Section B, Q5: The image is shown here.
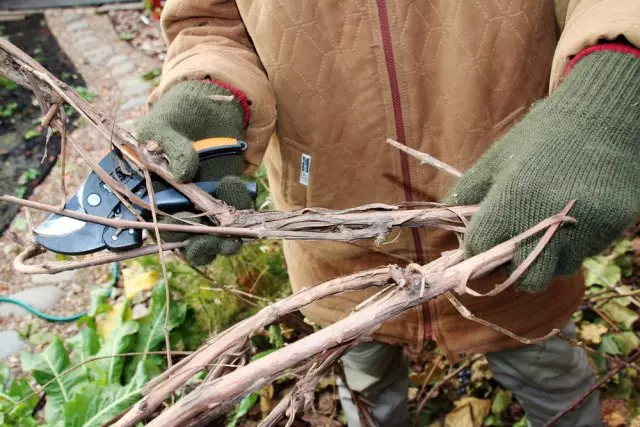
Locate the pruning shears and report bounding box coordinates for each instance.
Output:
[34,138,256,255]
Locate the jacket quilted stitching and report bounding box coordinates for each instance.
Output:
[149,0,640,360]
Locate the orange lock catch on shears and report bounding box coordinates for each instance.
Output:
[192,137,248,160]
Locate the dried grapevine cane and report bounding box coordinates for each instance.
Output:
[114,208,574,427]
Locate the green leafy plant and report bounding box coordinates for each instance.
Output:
[142,68,161,81]
[124,280,186,380]
[584,239,635,294]
[18,168,40,185]
[130,239,291,427]
[0,75,18,90]
[134,239,290,347]
[24,129,40,140]
[227,392,258,427]
[32,45,46,64]
[0,101,18,117]
[21,337,86,423]
[72,86,95,102]
[13,186,27,198]
[580,237,640,413]
[254,163,273,210]
[228,323,286,427]
[483,389,514,426]
[15,281,187,426]
[63,104,76,119]
[141,68,162,88]
[62,366,147,427]
[0,363,40,426]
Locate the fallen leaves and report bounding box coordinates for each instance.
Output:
[490,389,512,415]
[430,397,490,427]
[578,322,608,345]
[599,301,639,330]
[410,360,445,387]
[600,332,640,357]
[470,357,492,382]
[584,256,622,290]
[96,302,125,338]
[602,399,629,427]
[123,267,159,299]
[259,384,275,415]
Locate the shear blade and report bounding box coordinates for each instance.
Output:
[35,192,107,255]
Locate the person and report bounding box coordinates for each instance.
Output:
[135,1,640,426]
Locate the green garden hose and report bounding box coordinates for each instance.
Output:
[0,263,119,323]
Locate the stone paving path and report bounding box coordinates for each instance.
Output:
[45,8,162,130]
[0,8,162,364]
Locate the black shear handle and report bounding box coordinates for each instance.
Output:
[104,180,257,252]
[143,181,258,214]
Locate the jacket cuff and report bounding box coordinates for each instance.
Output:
[203,79,251,129]
[564,43,640,77]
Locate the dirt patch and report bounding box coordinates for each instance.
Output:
[0,14,86,234]
[108,10,166,62]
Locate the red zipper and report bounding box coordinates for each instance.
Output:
[375,0,425,265]
[376,0,430,341]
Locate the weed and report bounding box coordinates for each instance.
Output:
[61,71,78,83]
[32,44,46,64]
[119,33,135,41]
[0,101,18,118]
[23,129,40,140]
[64,104,76,118]
[10,281,188,426]
[0,75,18,90]
[72,86,95,102]
[18,167,39,184]
[142,68,161,81]
[14,186,27,198]
[132,239,290,347]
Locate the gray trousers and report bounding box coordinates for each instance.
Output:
[338,321,602,427]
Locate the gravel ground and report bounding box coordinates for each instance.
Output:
[109,9,167,62]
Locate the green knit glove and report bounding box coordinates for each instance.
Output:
[445,51,640,293]
[135,81,253,266]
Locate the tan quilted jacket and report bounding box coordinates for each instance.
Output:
[149,0,640,361]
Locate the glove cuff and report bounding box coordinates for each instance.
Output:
[204,79,251,128]
[547,48,640,139]
[564,42,640,77]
